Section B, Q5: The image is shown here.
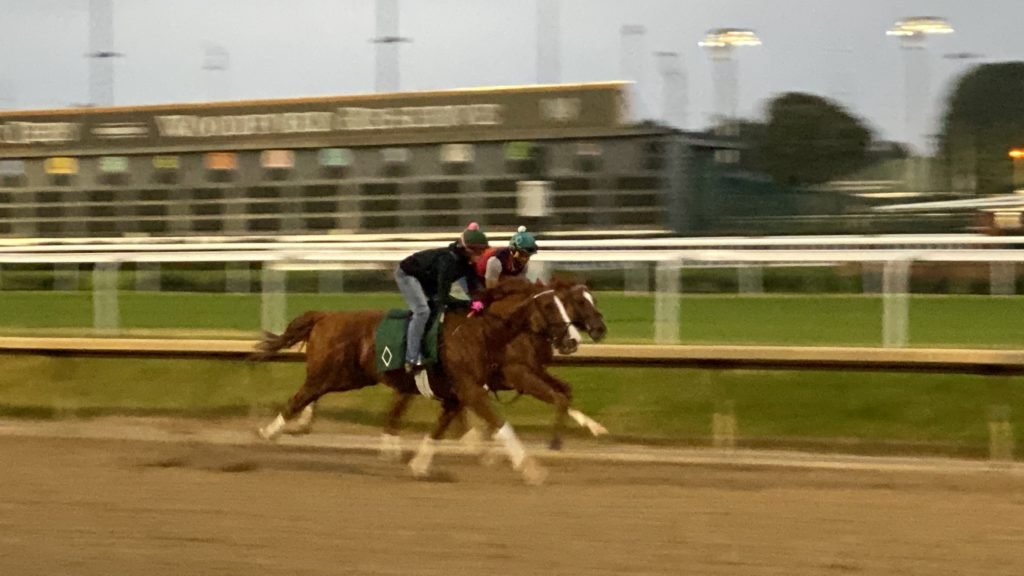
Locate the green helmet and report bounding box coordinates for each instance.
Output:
[509,226,538,254]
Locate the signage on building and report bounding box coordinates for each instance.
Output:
[0,82,629,157]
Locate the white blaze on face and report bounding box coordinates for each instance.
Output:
[583,290,595,307]
[552,295,582,344]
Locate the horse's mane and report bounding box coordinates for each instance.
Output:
[479,276,542,303]
[547,274,587,291]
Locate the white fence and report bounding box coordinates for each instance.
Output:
[3,238,1024,346]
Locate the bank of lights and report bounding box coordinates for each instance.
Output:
[886,17,954,37]
[698,29,762,48]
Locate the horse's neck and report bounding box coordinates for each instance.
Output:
[479,296,534,348]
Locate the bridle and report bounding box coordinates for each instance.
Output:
[530,289,582,348]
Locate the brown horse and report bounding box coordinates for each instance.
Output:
[384,277,609,454]
[250,279,580,484]
[288,278,609,453]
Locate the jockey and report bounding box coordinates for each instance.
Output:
[395,223,489,373]
[475,226,539,289]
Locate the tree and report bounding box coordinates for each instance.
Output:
[758,92,872,187]
[938,62,1024,195]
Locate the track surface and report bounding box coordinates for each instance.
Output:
[1,421,1023,575]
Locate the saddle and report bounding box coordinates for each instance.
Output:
[374,309,443,374]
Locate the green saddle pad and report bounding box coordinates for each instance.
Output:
[375,309,443,373]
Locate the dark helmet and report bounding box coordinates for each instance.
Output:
[459,221,490,252]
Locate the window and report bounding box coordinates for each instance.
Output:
[44,157,78,186]
[380,147,410,178]
[204,152,237,182]
[575,142,602,173]
[319,148,353,179]
[440,143,474,175]
[0,159,25,187]
[152,155,180,184]
[98,156,130,186]
[260,150,295,181]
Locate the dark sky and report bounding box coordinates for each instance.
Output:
[1,0,1021,146]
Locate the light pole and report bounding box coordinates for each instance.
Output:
[372,0,410,93]
[87,0,123,107]
[886,17,954,153]
[699,28,761,136]
[655,51,687,129]
[536,0,561,84]
[202,44,230,102]
[620,25,648,120]
[943,51,982,193]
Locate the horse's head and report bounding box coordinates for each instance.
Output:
[551,279,607,343]
[482,278,581,354]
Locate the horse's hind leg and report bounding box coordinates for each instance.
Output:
[283,402,316,435]
[258,377,328,441]
[409,398,462,478]
[379,392,415,462]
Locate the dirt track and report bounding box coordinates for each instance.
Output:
[2,432,1023,576]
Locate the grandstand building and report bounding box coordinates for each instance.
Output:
[0,82,732,239]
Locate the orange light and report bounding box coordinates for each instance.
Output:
[204,152,238,171]
[1010,149,1024,159]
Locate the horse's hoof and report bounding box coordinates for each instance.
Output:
[548,437,563,451]
[379,447,403,463]
[379,435,403,462]
[255,427,278,442]
[480,448,502,468]
[459,428,484,455]
[409,456,432,478]
[520,457,548,486]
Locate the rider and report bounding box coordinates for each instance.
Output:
[475,226,539,289]
[395,222,490,373]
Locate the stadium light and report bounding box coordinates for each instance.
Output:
[886,17,954,38]
[698,28,762,49]
[699,28,761,135]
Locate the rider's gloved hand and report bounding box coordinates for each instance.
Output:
[468,300,485,316]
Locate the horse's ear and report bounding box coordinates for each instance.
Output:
[550,272,579,288]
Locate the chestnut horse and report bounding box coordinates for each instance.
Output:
[250,279,580,484]
[384,278,608,454]
[286,278,609,452]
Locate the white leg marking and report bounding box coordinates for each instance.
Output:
[568,408,609,436]
[379,433,403,462]
[258,413,286,441]
[409,436,436,478]
[493,422,527,469]
[493,422,547,484]
[287,404,315,433]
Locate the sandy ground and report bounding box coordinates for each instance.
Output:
[1,420,1023,576]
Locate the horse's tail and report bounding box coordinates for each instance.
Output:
[249,311,326,361]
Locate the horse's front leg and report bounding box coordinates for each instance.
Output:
[409,398,462,478]
[457,377,547,485]
[542,371,608,439]
[379,392,415,462]
[503,364,572,450]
